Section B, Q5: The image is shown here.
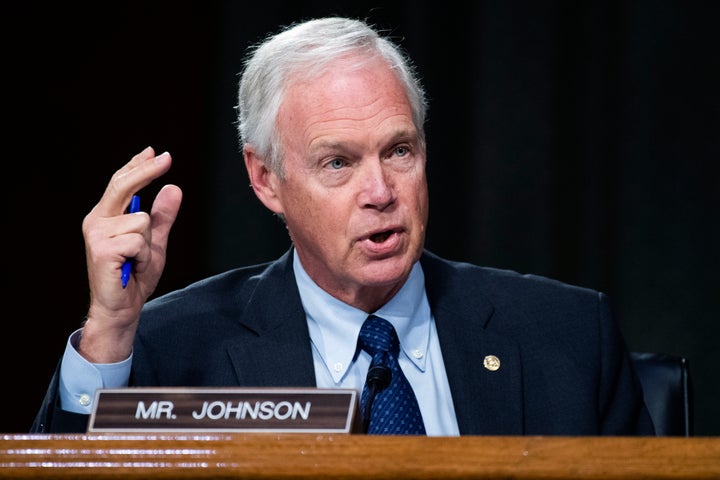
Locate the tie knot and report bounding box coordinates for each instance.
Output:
[358,315,399,356]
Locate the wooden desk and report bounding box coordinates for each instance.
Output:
[1,433,718,479]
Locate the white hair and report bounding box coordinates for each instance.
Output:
[237,17,428,178]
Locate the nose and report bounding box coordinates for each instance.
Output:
[358,160,396,211]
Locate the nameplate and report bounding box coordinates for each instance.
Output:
[87,387,359,433]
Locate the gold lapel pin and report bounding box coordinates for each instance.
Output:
[483,355,501,371]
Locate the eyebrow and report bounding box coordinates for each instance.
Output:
[308,128,419,155]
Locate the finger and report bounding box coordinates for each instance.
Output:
[94,148,173,217]
[149,184,183,257]
[114,185,181,294]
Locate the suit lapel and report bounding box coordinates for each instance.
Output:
[422,252,524,435]
[220,249,526,433]
[226,250,317,387]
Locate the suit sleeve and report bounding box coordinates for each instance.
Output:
[596,292,656,435]
[30,360,90,433]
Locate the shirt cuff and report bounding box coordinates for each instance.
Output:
[58,328,132,414]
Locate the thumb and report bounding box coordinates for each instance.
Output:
[150,184,183,249]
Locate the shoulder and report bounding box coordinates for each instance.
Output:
[421,250,619,368]
[140,251,294,326]
[420,250,611,341]
[420,249,603,304]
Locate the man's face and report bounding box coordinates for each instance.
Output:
[272,57,428,311]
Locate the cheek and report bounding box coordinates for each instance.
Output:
[284,190,348,237]
[278,180,317,215]
[402,175,429,219]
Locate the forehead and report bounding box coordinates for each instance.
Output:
[278,57,415,147]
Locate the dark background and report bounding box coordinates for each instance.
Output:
[6,1,718,435]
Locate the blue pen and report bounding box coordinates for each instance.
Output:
[121,195,141,288]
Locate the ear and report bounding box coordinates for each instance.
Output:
[244,146,284,214]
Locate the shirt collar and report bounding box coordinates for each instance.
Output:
[293,250,430,383]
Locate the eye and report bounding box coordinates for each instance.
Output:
[328,158,346,170]
[393,145,410,157]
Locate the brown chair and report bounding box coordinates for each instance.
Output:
[630,351,693,436]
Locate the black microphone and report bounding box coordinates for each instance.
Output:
[366,364,392,389]
[362,363,392,433]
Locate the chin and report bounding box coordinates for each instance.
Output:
[360,256,415,286]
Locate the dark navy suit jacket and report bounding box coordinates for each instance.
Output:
[32,249,655,435]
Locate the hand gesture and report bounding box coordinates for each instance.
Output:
[78,146,182,363]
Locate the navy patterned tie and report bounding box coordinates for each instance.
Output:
[358,315,426,435]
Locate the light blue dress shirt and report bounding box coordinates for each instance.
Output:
[58,251,459,436]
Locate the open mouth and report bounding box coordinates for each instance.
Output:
[369,230,393,243]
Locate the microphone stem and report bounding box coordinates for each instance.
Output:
[362,360,392,433]
[362,382,380,434]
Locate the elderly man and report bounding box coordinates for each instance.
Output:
[32,17,654,436]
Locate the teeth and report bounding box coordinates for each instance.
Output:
[370,231,391,243]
